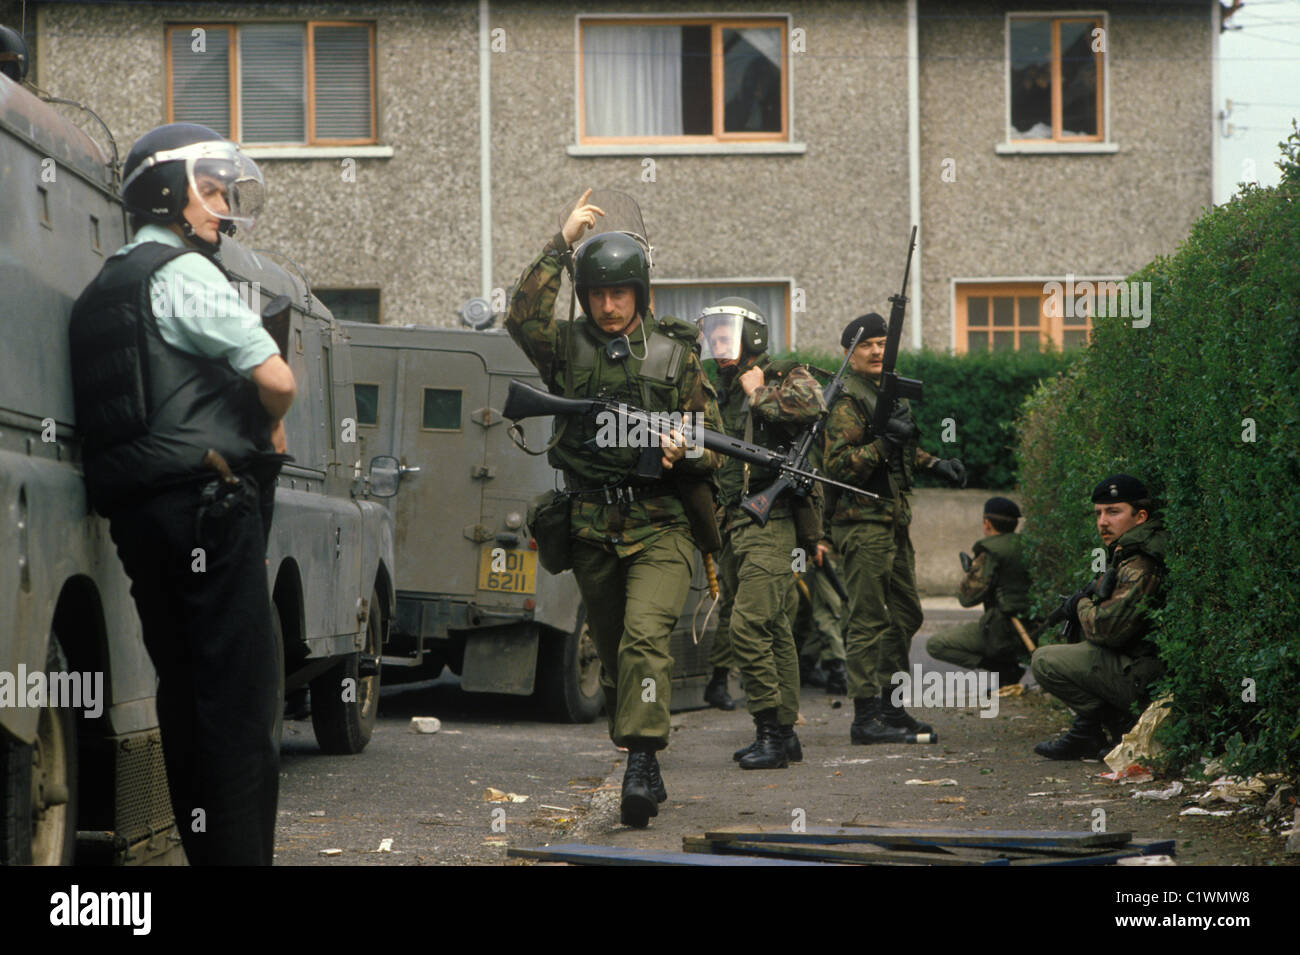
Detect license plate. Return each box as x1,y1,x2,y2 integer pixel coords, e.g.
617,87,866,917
478,546,537,594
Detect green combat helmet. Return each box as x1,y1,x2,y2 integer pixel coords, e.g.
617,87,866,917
573,232,650,319
699,296,767,363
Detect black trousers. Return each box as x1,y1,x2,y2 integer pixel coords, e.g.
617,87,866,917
109,473,282,865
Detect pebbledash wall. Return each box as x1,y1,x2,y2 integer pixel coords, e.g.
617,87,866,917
28,0,1213,353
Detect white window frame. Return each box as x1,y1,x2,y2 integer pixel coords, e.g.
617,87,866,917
568,12,806,157
996,10,1117,155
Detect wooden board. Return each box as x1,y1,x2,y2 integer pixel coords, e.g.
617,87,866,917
507,843,829,867
702,824,1132,850
683,835,1011,866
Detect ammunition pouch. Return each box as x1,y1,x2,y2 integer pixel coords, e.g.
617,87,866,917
527,490,573,574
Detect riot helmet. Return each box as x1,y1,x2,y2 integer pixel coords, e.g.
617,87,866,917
699,296,767,363
0,25,30,82
121,123,265,241
573,232,650,320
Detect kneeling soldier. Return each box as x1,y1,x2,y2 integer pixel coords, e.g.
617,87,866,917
927,497,1031,687
1032,474,1168,760
699,298,826,768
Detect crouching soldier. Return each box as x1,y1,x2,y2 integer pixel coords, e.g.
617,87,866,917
927,497,1031,687
1032,474,1168,760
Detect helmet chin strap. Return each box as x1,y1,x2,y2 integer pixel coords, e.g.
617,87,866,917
180,219,220,254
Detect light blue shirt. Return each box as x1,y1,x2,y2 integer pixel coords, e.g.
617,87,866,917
115,224,280,378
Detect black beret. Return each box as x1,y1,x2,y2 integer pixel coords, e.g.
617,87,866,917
983,497,1021,520
841,313,888,348
1091,473,1149,504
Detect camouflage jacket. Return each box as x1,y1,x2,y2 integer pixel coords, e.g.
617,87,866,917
505,238,722,557
1078,518,1168,657
712,353,826,509
958,532,1032,650
822,369,938,525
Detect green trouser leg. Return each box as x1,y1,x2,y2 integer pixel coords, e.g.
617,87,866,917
877,522,924,683
807,563,847,663
1030,642,1140,719
926,621,986,670
709,536,738,670
831,521,896,699
728,515,799,718
570,529,695,751
775,568,800,726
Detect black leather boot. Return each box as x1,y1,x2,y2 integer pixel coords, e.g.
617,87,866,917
739,709,789,770
704,667,736,710
1034,714,1108,760
647,753,667,804
780,724,803,762
824,659,847,695
879,686,934,735
850,696,912,744
620,750,659,827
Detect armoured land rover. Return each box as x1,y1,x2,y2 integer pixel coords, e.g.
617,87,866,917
0,59,395,865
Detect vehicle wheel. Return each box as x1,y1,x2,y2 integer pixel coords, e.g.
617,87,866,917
0,634,78,865
310,588,383,754
537,606,603,723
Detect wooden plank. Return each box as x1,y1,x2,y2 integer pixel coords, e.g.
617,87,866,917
703,824,1132,850
1010,839,1178,867
507,843,829,867
701,838,1012,867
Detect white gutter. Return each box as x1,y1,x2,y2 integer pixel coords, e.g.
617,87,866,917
479,0,493,298
907,0,922,349
1210,1,1223,206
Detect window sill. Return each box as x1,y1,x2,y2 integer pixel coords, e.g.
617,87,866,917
241,145,395,160
995,142,1119,155
567,142,807,157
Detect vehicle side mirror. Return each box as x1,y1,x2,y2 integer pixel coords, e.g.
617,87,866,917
368,455,401,498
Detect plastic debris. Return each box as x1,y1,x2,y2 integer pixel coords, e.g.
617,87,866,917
377,838,393,853
1132,781,1184,801
483,787,529,803
1103,695,1172,774
1197,774,1270,805
1100,765,1153,784
410,716,442,734
905,778,958,786
319,848,343,856
1179,806,1237,817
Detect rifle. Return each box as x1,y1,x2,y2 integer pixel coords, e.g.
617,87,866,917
867,225,923,499
735,326,866,528
502,379,881,510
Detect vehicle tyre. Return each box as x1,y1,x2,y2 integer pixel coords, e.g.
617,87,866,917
537,606,603,723
310,588,383,754
0,634,78,865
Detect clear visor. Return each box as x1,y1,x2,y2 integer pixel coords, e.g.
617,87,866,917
699,311,744,363
186,146,265,229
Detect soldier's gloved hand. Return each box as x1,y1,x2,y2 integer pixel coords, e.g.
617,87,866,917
931,457,966,487
881,411,916,447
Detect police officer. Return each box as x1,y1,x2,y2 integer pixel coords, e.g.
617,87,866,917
1032,475,1168,759
505,189,723,827
68,123,296,864
822,313,966,743
927,497,1032,686
698,298,826,768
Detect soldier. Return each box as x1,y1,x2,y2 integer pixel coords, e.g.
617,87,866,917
505,189,723,827
68,123,295,864
698,297,826,769
796,546,849,695
1032,475,1168,760
822,313,966,743
703,609,737,710
927,497,1032,686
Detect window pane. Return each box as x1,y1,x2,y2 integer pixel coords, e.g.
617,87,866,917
967,331,987,353
993,331,1015,352
314,25,372,140
422,388,461,430
681,26,712,135
316,288,380,323
723,28,782,133
1010,19,1052,138
241,23,305,143
583,25,683,137
967,296,988,327
1017,296,1040,328
1018,331,1041,352
172,27,230,137
651,283,787,353
354,384,378,426
1059,21,1099,137
1063,329,1089,349
992,297,1015,326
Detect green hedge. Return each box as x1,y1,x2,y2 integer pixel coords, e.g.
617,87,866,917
782,347,1077,489
1015,129,1300,776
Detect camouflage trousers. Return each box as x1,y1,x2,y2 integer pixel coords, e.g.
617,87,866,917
570,528,695,751
832,520,924,698
927,614,1021,671
715,512,800,723
800,561,847,663
1030,641,1141,719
